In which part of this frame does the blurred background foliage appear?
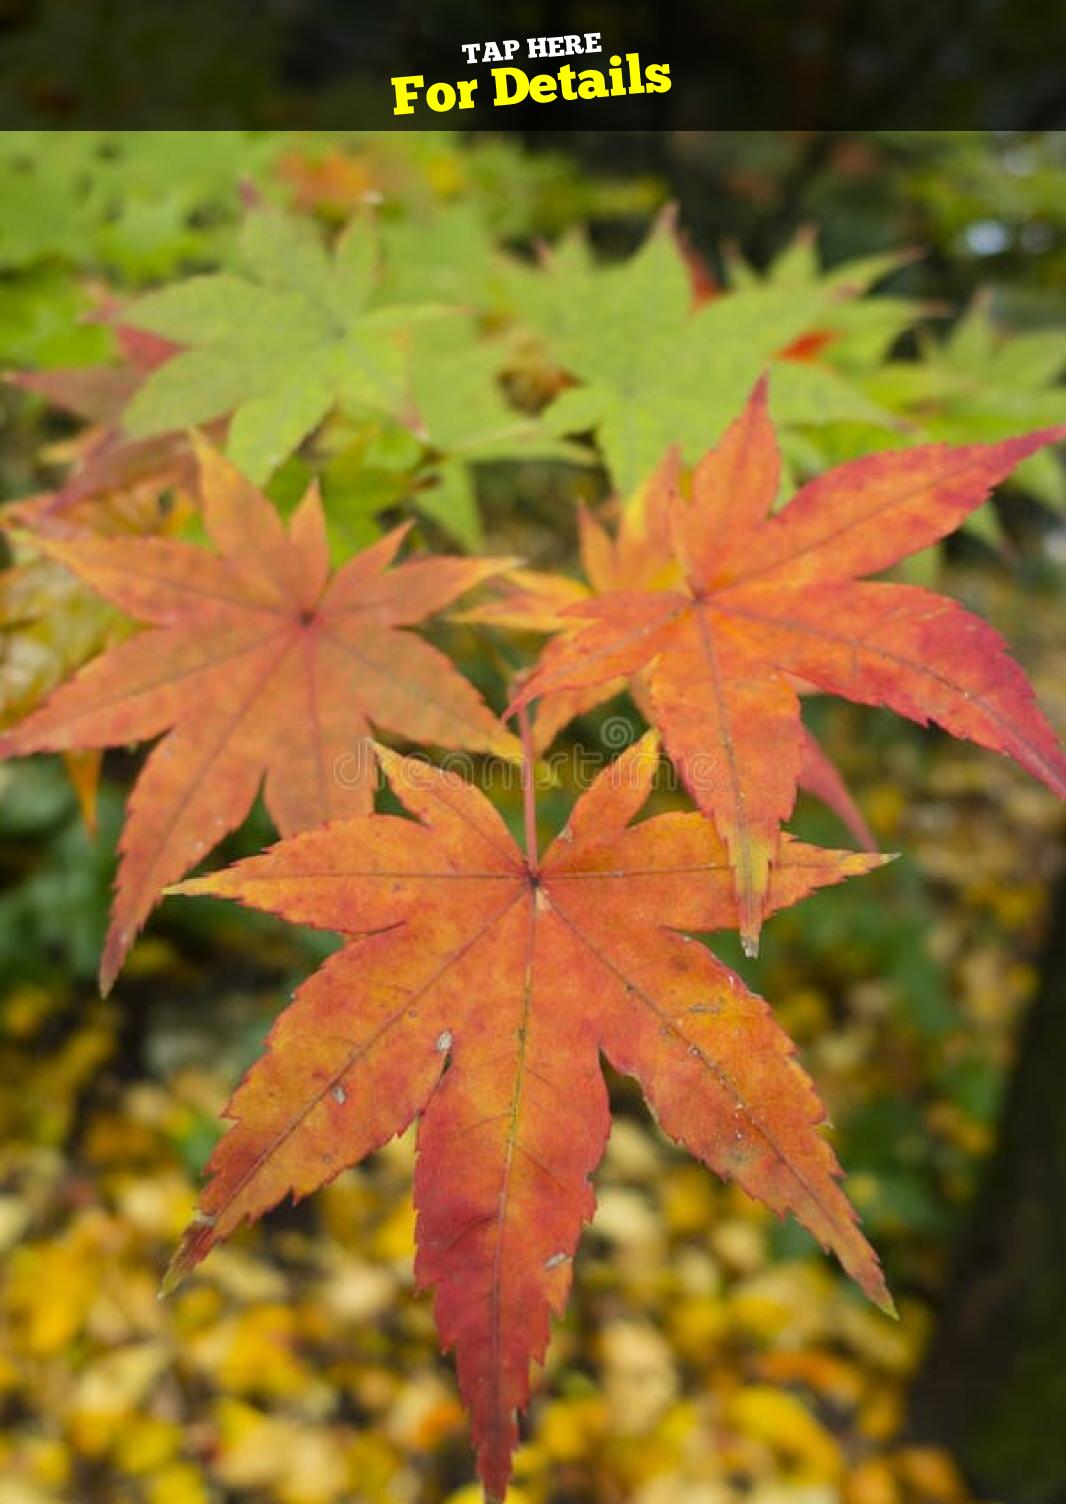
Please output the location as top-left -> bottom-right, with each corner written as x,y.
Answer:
0,129 -> 1064,1504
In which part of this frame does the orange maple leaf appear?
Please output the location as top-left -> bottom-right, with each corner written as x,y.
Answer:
0,445 -> 518,992
510,378 -> 1066,953
165,733 -> 890,1499
463,449 -> 877,851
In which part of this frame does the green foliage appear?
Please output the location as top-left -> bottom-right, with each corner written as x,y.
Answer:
377,203 -> 512,312
403,320 -> 584,547
0,130 -> 279,281
4,130 -> 1062,554
0,267 -> 113,369
868,295 -> 1066,518
123,207 -> 448,485
722,226 -> 1066,538
513,220 -> 897,492
721,231 -> 926,367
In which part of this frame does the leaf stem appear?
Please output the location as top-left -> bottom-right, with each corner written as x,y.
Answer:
516,703 -> 539,874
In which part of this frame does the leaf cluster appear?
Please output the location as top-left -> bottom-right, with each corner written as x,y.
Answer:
1,131 -> 1065,1501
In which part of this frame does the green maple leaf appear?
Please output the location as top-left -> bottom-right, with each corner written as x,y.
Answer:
378,204 -> 512,315
122,208 -> 448,485
722,226 -> 929,370
515,216 -> 900,492
857,295 -> 1066,540
722,233 -> 1066,548
918,296 -> 1066,513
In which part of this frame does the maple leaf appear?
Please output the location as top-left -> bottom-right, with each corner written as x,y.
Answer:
511,380 -> 1066,953
120,207 -> 447,486
462,453 -> 876,851
510,212 -> 901,493
862,292 -> 1066,537
164,733 -> 890,1499
718,226 -> 928,369
380,204 -> 510,314
0,445 -> 519,993
313,319 -> 590,554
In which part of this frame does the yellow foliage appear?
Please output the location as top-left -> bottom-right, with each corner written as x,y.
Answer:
729,1264 -> 836,1344
370,1199 -> 417,1264
858,1385 -> 904,1443
445,1488 -> 531,1504
189,1305 -> 320,1401
667,1294 -> 729,1359
68,1341 -> 170,1456
660,1164 -> 717,1236
112,1416 -> 184,1475
727,1386 -> 843,1483
213,1399 -> 347,1499
601,1321 -> 678,1436
145,1462 -> 211,1504
535,1396 -> 606,1461
22,1436 -> 71,1491
5,1234 -> 102,1356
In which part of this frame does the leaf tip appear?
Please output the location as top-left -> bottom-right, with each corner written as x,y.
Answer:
186,426 -> 214,460
651,199 -> 679,237
625,728 -> 662,784
485,554 -> 525,576
158,1248 -> 194,1300
157,1265 -> 182,1300
749,368 -> 772,407
98,944 -> 121,998
735,855 -> 768,959
847,849 -> 898,877
634,726 -> 661,757
492,729 -> 526,765
162,1213 -> 219,1298
371,739 -> 400,774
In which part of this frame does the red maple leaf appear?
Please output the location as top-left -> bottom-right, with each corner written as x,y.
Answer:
166,734 -> 890,1499
510,379 -> 1066,952
0,445 -> 518,991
